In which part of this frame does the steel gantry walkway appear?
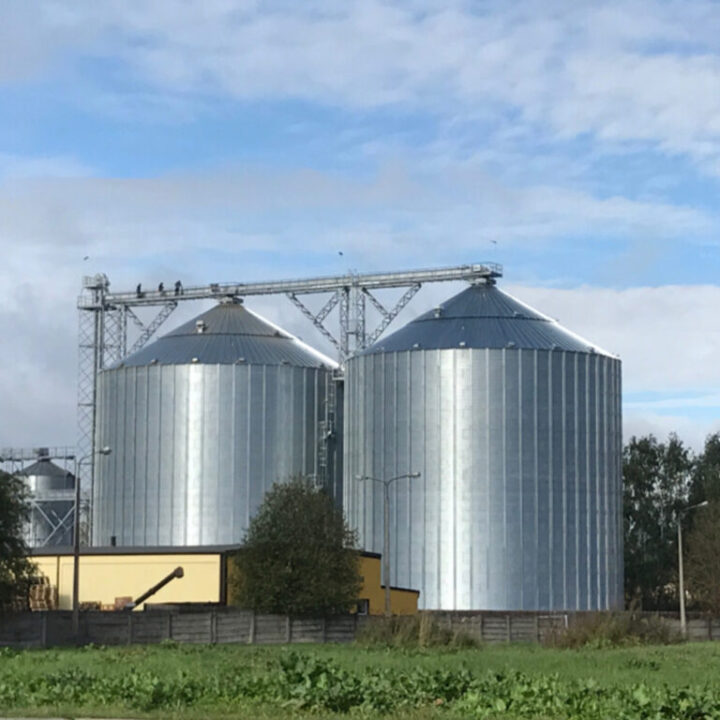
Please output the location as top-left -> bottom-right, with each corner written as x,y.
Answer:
76,262 -> 502,495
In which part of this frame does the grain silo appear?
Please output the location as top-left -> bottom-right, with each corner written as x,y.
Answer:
93,298 -> 338,547
344,278 -> 622,611
19,454 -> 75,547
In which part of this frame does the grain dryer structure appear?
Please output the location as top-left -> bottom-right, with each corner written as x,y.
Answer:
93,298 -> 338,547
344,278 -> 623,611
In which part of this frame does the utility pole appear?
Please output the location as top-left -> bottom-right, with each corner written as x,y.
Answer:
677,500 -> 708,636
73,446 -> 111,640
356,472 -> 421,616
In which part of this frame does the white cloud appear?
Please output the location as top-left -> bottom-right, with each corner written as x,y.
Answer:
0,154 -> 93,180
1,175 -> 719,452
3,1 -> 719,168
507,284 -> 720,394
0,161 -> 710,265
623,412 -> 720,451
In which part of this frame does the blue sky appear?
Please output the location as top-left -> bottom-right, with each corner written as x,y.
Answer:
1,0 -> 719,449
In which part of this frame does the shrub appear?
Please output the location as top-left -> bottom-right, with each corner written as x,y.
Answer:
230,477 -> 361,616
356,613 -> 479,649
544,612 -> 681,649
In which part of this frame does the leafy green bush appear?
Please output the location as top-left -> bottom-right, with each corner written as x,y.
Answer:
544,612 -> 681,649
3,647 -> 720,717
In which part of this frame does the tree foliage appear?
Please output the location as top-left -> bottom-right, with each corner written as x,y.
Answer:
689,433 -> 720,506
231,478 -> 361,616
623,434 -> 692,610
685,501 -> 720,614
0,471 -> 35,612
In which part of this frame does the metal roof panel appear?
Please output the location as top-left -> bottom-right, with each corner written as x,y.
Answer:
363,284 -> 613,356
118,301 -> 336,368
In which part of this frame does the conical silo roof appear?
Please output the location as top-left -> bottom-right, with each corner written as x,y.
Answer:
119,299 -> 336,368
363,282 -> 612,355
18,458 -> 73,480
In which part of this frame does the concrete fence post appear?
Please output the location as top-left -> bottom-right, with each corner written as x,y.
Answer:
210,610 -> 217,644
248,611 -> 256,644
506,615 -> 511,643
286,615 -> 292,643
127,613 -> 134,645
168,612 -> 173,640
40,613 -> 48,648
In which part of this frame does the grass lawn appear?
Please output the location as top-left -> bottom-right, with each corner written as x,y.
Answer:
2,641 -> 720,718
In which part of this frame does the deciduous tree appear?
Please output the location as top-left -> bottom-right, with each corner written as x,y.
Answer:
623,434 -> 692,610
231,478 -> 361,616
0,471 -> 35,611
685,501 -> 720,613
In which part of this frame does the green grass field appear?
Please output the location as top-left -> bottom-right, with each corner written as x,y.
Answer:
2,641 -> 720,719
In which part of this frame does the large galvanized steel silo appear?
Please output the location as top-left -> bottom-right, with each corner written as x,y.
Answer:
344,279 -> 622,611
93,298 -> 337,547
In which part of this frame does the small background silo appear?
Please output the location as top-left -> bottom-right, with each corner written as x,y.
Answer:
344,278 -> 623,611
19,451 -> 76,547
93,298 -> 339,547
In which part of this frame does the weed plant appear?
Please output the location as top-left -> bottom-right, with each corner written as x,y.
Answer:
544,612 -> 681,649
356,613 -> 479,649
2,640 -> 720,718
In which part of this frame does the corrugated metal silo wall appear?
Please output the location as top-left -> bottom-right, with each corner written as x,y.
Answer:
344,348 -> 623,611
93,363 -> 329,546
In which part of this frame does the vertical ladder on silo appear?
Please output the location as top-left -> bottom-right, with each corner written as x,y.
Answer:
317,374 -> 337,489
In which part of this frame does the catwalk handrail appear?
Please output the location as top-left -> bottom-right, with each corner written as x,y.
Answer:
78,262 -> 503,308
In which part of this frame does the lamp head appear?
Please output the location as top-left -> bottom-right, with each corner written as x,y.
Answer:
98,446 -> 112,456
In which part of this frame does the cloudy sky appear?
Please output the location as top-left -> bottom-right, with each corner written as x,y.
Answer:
1,0 -> 719,451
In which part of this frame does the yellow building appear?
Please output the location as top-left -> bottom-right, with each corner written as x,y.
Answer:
357,552 -> 418,615
30,546 -> 418,615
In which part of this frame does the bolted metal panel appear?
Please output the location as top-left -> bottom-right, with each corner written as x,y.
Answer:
93,363 -> 331,548
93,300 -> 337,547
344,347 -> 623,611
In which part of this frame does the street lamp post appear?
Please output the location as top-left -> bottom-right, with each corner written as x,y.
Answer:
677,500 -> 708,636
73,447 -> 111,639
356,472 -> 420,616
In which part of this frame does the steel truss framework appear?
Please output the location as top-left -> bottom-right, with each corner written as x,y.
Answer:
76,263 -> 502,511
0,448 -> 80,548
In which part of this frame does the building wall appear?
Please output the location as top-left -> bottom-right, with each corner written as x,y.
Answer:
358,554 -> 419,615
32,553 -> 221,610
31,550 -> 418,615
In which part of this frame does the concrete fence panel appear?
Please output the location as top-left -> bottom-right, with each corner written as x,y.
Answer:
290,618 -> 324,643
255,614 -> 288,644
171,613 -> 213,643
325,615 -> 356,643
216,611 -> 252,643
3,609 -> 720,649
0,612 -> 43,648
